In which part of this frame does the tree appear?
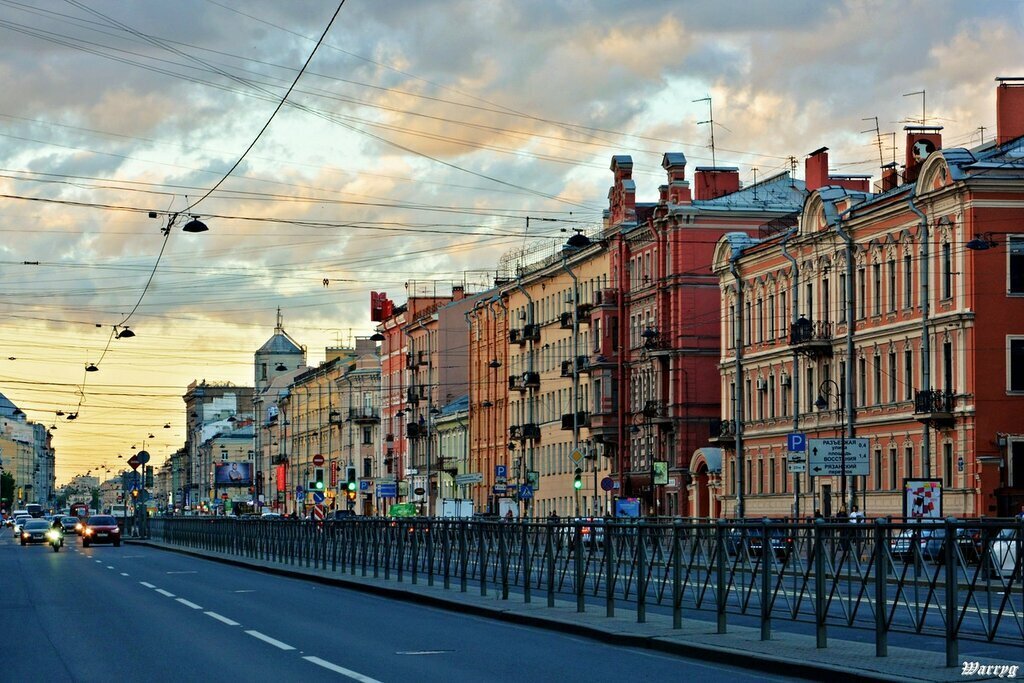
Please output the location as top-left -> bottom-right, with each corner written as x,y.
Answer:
0,471 -> 13,512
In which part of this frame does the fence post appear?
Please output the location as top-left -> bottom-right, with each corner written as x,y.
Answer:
874,518 -> 887,657
574,520 -> 584,613
944,517 -> 958,668
522,522 -> 531,604
459,521 -> 468,593
637,521 -> 647,623
672,520 -> 682,629
761,518 -> 771,641
716,519 -> 727,634
814,518 -> 827,649
499,521 -> 509,601
546,522 -> 555,608
478,522 -> 487,597
606,521 -> 616,618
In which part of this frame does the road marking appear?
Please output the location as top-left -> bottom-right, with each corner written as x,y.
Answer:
234,589 -> 256,593
106,566 -> 115,570
140,582 -> 156,588
205,611 -> 240,626
120,572 -> 129,577
245,630 -> 294,650
95,560 -> 102,563
166,570 -> 197,574
176,598 -> 202,610
395,651 -> 452,655
303,656 -> 382,682
155,589 -> 176,597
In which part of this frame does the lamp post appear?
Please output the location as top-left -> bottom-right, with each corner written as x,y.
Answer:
630,412 -> 652,517
814,379 -> 848,512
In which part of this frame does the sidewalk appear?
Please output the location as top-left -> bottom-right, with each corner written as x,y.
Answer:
131,538 -> 1019,682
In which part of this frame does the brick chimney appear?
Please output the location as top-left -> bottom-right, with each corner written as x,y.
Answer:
903,126 -> 942,183
609,155 -> 636,225
661,152 -> 692,204
452,285 -> 465,301
996,77 -> 1024,145
804,147 -> 829,192
880,162 -> 900,192
693,167 -> 739,200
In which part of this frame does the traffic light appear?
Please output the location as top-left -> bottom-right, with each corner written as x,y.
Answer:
346,489 -> 357,502
313,468 -> 325,491
144,465 -> 154,487
346,466 -> 357,493
131,488 -> 139,499
573,468 -> 582,490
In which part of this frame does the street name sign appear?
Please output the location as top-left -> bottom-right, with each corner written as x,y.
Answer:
807,438 -> 869,476
455,472 -> 484,485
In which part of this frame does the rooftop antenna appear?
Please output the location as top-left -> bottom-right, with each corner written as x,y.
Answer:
862,116 -> 885,169
751,167 -> 758,200
977,125 -> 987,145
903,89 -> 926,125
788,156 -> 797,186
275,307 -> 283,332
693,96 -> 716,168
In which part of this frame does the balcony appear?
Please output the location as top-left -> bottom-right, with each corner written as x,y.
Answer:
417,350 -> 429,366
522,324 -> 541,343
509,328 -> 525,346
560,411 -> 590,430
789,316 -> 833,356
561,356 -> 591,377
914,389 -> 955,424
405,352 -> 416,369
641,328 -> 671,356
407,422 -> 424,439
559,312 -> 573,329
522,371 -> 540,388
589,352 -> 616,369
349,407 -> 380,423
707,419 -> 736,447
642,399 -> 670,424
271,454 -> 288,465
577,302 -> 593,323
510,423 -> 541,441
406,386 -> 422,404
595,288 -> 619,307
509,374 -> 527,392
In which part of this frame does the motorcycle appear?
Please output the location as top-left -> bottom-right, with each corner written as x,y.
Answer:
46,527 -> 63,552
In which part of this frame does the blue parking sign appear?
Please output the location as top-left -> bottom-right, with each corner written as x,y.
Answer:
495,465 -> 507,479
787,432 -> 806,452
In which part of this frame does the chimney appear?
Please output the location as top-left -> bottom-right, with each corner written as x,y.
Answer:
609,155 -> 636,224
693,167 -> 739,200
903,126 -> 942,182
452,285 -> 465,301
996,77 -> 1024,145
661,152 -> 692,204
804,147 -> 829,192
880,162 -> 900,192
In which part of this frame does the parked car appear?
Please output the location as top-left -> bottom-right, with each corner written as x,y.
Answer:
889,524 -> 944,562
82,515 -> 121,547
747,521 -> 795,560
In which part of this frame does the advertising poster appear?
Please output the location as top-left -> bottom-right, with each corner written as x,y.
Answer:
902,479 -> 942,519
215,462 -> 253,486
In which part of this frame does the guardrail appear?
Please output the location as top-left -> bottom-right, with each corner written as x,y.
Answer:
149,517 -> 1023,667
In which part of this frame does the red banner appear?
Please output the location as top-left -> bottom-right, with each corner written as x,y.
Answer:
275,464 -> 287,492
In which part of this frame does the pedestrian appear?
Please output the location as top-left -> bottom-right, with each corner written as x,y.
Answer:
849,505 -> 865,559
813,508 -> 823,521
505,509 -> 514,522
1017,504 -> 1024,521
836,507 -> 850,553
547,510 -> 560,524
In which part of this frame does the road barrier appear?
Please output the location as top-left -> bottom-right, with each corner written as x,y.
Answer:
149,516 -> 1023,667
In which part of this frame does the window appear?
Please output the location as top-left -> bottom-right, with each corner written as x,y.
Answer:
806,281 -> 814,322
942,242 -> 952,299
889,447 -> 898,490
362,427 -> 372,445
768,295 -> 776,340
806,366 -> 815,413
943,341 -> 953,392
747,460 -> 753,495
888,352 -> 897,403
728,304 -> 735,350
769,459 -> 776,494
873,263 -> 881,315
857,268 -> 866,319
888,259 -> 897,312
756,298 -> 764,343
904,348 -> 913,400
874,449 -> 882,490
874,356 -> 882,404
758,459 -> 764,494
1011,236 -> 1024,294
943,443 -> 954,488
822,277 -> 830,323
780,288 -> 788,336
1010,337 -> 1024,392
904,254 -> 913,307
1011,441 -> 1024,488
838,273 -> 847,323
768,375 -> 776,419
858,358 -> 867,407
745,302 -> 752,346
905,446 -> 914,481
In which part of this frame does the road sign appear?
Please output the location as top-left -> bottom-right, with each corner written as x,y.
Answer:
359,479 -> 370,491
787,460 -> 807,474
455,472 -> 483,485
312,491 -> 325,504
414,487 -> 426,496
518,485 -> 534,500
312,453 -> 325,467
495,465 -> 507,480
570,448 -> 585,465
377,483 -> 397,498
127,454 -> 141,470
786,433 -> 807,452
807,438 -> 869,477
311,504 -> 325,521
600,476 -> 615,492
492,484 -> 507,494
136,450 -> 151,465
295,485 -> 305,496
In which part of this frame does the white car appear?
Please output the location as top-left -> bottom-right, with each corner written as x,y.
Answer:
990,528 -> 1021,578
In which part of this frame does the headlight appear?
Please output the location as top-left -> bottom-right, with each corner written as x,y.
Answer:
110,527 -> 120,534
22,532 -> 29,538
84,528 -> 93,535
46,530 -> 60,540
75,523 -> 83,531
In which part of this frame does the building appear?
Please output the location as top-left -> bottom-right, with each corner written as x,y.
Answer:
711,78 -> 1024,519
332,339 -> 381,515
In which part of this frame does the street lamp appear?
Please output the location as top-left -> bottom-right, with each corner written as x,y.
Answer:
965,231 -> 1019,251
814,379 -> 848,512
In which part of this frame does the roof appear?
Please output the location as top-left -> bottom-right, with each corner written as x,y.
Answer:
0,392 -> 18,417
690,172 -> 807,213
440,393 -> 469,415
257,331 -> 303,355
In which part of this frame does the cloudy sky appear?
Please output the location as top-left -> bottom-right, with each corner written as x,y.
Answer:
1,0 -> 1021,484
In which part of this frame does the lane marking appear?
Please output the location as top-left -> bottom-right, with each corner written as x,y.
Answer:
205,611 -> 240,626
120,573 -> 130,577
303,656 -> 383,682
395,651 -> 452,655
234,589 -> 256,593
140,582 -> 156,589
245,630 -> 295,650
155,589 -> 176,597
106,566 -> 115,570
166,570 -> 197,575
176,598 -> 203,610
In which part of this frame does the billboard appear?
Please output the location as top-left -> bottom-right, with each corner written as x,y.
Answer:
214,462 -> 253,486
903,479 -> 942,519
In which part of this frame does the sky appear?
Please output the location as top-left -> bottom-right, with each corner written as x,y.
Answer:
1,0 -> 1022,485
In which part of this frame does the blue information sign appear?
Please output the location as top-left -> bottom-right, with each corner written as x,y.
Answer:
495,465 -> 507,479
787,432 -> 807,452
377,483 -> 397,498
312,491 -> 325,504
295,485 -> 304,496
518,485 -> 533,500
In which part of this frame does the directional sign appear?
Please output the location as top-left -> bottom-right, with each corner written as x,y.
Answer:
807,438 -> 869,477
455,472 -> 484,485
312,491 -> 325,504
786,433 -> 806,452
377,483 -> 397,498
312,453 -> 325,467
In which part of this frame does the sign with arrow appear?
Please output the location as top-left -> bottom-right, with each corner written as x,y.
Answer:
807,438 -> 869,477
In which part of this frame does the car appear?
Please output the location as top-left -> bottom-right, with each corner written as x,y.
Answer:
990,528 -> 1021,578
260,512 -> 283,520
12,515 -> 31,535
82,515 -> 121,547
57,516 -> 80,534
889,524 -> 944,562
20,519 -> 54,545
747,521 -> 796,560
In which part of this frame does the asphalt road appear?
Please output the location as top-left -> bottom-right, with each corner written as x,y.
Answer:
0,528 -> 801,682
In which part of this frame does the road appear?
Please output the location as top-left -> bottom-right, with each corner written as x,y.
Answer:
0,528 -> 798,682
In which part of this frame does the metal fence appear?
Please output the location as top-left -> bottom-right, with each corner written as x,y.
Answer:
149,517 -> 1023,667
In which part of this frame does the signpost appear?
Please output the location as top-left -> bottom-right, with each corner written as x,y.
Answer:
455,472 -> 483,485
376,483 -> 397,498
807,438 -> 869,476
569,448 -> 585,465
127,454 -> 141,470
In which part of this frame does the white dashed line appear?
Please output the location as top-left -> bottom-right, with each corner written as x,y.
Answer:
120,573 -> 129,577
245,630 -> 294,650
303,656 -> 382,682
106,566 -> 115,570
140,582 -> 156,589
155,589 -> 175,598
205,612 -> 240,626
176,598 -> 202,610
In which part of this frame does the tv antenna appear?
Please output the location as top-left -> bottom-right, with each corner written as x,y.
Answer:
693,96 -> 717,168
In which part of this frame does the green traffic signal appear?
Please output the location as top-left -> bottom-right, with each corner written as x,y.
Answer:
573,468 -> 582,490
314,480 -> 324,491
346,480 -> 356,492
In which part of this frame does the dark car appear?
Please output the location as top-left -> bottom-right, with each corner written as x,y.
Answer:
747,521 -> 795,560
20,519 -> 54,545
82,515 -> 121,547
889,524 -> 943,561
57,516 -> 80,534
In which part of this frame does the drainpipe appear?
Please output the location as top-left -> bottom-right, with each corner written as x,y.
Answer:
832,216 -> 858,512
780,229 -> 802,519
513,277 -> 536,514
729,252 -> 746,519
562,256 -> 584,517
908,192 -> 931,478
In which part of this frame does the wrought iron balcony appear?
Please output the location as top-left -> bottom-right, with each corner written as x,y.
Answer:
559,312 -> 573,329
522,324 -> 541,343
595,288 -> 619,307
707,419 -> 737,446
560,411 -> 590,430
509,328 -> 525,346
349,407 -> 380,423
914,389 -> 955,423
789,316 -> 833,356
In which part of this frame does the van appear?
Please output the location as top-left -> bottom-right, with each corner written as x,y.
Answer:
26,503 -> 43,518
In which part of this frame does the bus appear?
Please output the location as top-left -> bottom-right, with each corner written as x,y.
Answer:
70,502 -> 90,518
110,505 -> 129,520
26,503 -> 43,518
